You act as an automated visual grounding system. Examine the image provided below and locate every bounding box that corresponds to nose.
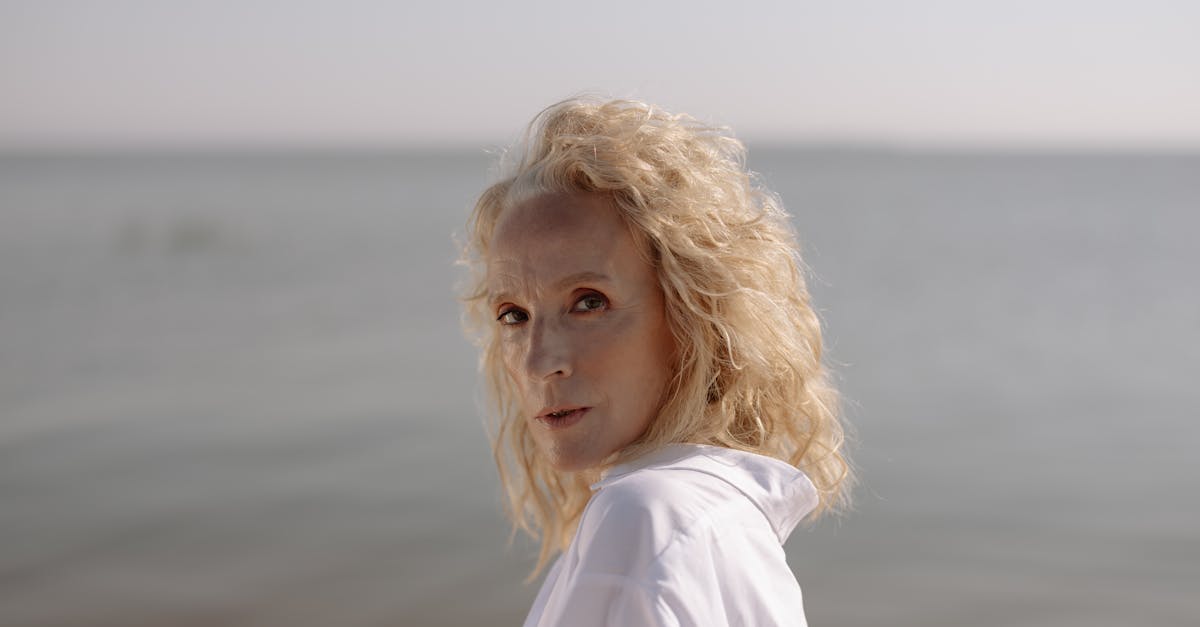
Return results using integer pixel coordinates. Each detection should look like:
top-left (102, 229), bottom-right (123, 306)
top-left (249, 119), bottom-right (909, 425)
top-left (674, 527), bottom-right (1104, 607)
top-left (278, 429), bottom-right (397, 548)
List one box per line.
top-left (523, 317), bottom-right (573, 381)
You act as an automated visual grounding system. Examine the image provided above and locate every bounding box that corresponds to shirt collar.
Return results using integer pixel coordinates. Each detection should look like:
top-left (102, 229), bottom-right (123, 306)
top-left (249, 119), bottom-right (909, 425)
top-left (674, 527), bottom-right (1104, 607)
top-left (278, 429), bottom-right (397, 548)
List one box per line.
top-left (587, 442), bottom-right (819, 543)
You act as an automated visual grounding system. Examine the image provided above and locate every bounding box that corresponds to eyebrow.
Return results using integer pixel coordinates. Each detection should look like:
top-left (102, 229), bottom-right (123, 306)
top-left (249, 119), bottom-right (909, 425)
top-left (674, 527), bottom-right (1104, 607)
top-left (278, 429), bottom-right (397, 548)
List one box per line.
top-left (489, 271), bottom-right (613, 305)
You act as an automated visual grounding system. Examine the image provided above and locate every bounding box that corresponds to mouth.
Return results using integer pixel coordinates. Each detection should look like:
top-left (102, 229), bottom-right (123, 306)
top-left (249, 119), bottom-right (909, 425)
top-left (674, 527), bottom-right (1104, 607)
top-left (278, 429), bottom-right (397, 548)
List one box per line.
top-left (535, 406), bottom-right (590, 430)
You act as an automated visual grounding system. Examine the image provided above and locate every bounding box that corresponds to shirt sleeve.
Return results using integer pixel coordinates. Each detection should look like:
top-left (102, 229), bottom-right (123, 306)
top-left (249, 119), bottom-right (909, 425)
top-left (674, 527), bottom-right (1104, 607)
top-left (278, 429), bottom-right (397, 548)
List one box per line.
top-left (531, 479), bottom-right (694, 627)
top-left (528, 464), bottom-right (809, 627)
top-left (548, 571), bottom-right (681, 627)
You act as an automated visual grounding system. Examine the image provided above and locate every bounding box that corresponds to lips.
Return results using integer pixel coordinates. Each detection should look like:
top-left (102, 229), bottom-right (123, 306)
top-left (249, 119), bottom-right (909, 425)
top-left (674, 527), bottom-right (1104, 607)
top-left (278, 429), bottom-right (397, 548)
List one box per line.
top-left (539, 405), bottom-right (583, 419)
top-left (534, 406), bottom-right (590, 430)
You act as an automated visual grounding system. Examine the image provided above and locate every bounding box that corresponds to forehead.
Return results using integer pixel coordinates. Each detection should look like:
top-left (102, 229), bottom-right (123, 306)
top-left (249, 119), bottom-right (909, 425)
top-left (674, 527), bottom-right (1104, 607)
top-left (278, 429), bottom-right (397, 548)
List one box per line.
top-left (486, 192), bottom-right (650, 297)
top-left (492, 191), bottom-right (624, 243)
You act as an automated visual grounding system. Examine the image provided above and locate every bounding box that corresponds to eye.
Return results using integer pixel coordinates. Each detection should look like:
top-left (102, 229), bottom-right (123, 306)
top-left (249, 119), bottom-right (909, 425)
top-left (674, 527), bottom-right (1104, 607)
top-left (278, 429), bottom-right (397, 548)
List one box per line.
top-left (572, 293), bottom-right (609, 313)
top-left (496, 307), bottom-right (528, 325)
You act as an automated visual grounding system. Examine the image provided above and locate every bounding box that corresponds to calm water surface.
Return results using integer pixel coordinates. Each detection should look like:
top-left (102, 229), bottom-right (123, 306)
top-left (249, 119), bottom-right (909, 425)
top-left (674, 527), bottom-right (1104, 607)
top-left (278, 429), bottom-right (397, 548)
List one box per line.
top-left (1, 149), bottom-right (1197, 626)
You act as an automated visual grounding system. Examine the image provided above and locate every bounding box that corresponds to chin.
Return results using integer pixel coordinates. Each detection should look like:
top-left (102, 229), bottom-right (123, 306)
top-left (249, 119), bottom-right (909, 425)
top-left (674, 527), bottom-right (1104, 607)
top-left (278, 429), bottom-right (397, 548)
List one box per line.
top-left (540, 444), bottom-right (609, 473)
top-left (544, 453), bottom-right (597, 473)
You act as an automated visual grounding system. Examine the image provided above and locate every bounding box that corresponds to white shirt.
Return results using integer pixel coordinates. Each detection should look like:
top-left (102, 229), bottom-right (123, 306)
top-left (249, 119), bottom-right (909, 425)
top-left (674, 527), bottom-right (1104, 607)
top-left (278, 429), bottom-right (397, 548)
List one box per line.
top-left (523, 443), bottom-right (818, 627)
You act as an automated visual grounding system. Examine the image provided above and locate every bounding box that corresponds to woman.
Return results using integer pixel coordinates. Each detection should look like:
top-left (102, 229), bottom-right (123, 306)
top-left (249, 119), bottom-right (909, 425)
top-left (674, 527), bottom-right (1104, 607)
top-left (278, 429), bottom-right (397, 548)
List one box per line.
top-left (461, 97), bottom-right (852, 626)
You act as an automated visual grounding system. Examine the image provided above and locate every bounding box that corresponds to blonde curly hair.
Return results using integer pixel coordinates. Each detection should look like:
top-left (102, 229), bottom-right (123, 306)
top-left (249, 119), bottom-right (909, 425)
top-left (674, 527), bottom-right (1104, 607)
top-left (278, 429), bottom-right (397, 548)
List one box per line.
top-left (461, 97), bottom-right (852, 576)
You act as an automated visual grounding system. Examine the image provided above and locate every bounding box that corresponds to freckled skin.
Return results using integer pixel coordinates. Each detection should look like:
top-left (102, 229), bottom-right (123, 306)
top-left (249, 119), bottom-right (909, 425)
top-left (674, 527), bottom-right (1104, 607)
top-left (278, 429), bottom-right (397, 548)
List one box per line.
top-left (487, 192), bottom-right (675, 472)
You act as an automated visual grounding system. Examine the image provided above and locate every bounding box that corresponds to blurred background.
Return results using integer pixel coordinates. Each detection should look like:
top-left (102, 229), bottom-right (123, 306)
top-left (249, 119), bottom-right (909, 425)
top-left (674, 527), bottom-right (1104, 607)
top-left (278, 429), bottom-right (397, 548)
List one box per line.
top-left (2, 1), bottom-right (1198, 626)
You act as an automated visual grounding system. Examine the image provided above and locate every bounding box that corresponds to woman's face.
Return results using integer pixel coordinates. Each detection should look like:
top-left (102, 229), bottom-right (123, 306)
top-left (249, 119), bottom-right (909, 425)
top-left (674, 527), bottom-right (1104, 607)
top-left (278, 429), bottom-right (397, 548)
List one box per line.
top-left (486, 192), bottom-right (675, 472)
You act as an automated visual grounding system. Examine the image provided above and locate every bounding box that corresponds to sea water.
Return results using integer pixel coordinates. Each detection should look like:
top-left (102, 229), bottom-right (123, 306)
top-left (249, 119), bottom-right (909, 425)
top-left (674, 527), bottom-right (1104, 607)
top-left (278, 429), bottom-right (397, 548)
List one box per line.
top-left (1, 148), bottom-right (1197, 626)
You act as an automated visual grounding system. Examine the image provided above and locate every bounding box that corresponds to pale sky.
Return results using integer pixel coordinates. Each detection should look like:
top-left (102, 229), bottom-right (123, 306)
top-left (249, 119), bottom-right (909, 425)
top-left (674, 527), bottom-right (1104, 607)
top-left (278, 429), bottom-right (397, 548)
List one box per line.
top-left (2, 0), bottom-right (1199, 149)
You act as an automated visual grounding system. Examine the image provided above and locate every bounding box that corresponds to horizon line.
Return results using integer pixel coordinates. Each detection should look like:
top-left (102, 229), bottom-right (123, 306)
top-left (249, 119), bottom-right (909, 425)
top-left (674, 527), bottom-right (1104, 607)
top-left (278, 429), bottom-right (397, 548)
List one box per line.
top-left (3, 136), bottom-right (1199, 157)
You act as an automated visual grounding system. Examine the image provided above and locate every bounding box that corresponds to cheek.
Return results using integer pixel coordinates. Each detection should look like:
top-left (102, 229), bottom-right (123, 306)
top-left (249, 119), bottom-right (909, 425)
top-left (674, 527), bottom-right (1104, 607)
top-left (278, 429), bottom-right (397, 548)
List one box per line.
top-left (611, 326), bottom-right (672, 402)
top-left (498, 337), bottom-right (518, 373)
top-left (639, 316), bottom-right (675, 404)
top-left (497, 336), bottom-right (529, 397)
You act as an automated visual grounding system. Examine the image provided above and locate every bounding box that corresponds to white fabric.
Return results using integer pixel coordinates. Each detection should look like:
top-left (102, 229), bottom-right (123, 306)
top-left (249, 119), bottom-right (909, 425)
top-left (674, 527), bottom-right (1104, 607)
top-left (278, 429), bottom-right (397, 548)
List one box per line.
top-left (523, 443), bottom-right (818, 627)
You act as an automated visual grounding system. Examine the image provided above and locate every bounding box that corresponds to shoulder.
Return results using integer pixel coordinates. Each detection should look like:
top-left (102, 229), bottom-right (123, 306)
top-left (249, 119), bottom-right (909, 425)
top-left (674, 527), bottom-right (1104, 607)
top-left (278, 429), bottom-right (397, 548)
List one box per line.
top-left (588, 463), bottom-right (738, 526)
top-left (544, 446), bottom-right (811, 625)
top-left (572, 458), bottom-right (748, 575)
